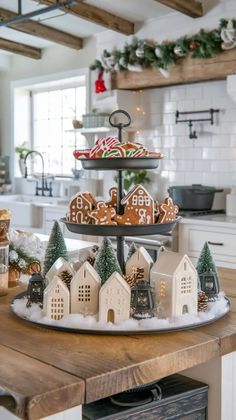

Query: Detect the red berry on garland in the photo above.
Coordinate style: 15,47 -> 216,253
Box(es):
95,71 -> 107,94
189,42 -> 198,50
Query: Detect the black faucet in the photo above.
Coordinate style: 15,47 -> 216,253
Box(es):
24,150 -> 53,197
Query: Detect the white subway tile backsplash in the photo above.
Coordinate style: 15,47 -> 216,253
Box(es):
212,160 -> 236,173
162,136 -> 177,147
185,86 -> 203,100
184,172 -> 203,184
177,160 -> 194,171
203,147 -> 235,160
131,79 -> 236,188
194,160 -> 211,172
162,160 -> 178,171
176,100 -> 194,112
194,99 -> 213,110
168,171 -> 186,185
170,88 -> 186,101
212,135 -> 230,147
230,135 -> 236,146
164,101 -> 177,112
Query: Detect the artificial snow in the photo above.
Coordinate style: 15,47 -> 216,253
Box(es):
11,292 -> 230,333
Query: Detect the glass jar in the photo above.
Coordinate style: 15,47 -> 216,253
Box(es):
0,245 -> 9,296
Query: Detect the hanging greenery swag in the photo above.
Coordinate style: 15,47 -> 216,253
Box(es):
90,19 -> 236,77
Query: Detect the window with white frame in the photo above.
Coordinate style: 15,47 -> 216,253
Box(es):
31,78 -> 87,176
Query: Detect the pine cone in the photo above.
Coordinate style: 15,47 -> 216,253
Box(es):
198,291 -> 208,312
86,256 -> 95,266
59,270 -> 73,290
124,266 -> 145,288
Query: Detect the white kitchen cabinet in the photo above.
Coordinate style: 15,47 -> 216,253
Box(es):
178,217 -> 236,269
43,206 -> 67,235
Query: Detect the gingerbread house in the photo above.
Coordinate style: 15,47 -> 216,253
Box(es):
67,192 -> 96,224
99,272 -> 131,324
150,251 -> 198,318
43,275 -> 70,320
126,246 -> 153,280
70,261 -> 101,315
115,184 -> 155,225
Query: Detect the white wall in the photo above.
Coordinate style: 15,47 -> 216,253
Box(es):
94,0 -> 236,190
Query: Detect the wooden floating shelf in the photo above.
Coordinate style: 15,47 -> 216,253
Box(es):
112,49 -> 236,90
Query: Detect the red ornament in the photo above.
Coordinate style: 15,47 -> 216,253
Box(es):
95,71 -> 107,94
189,42 -> 198,50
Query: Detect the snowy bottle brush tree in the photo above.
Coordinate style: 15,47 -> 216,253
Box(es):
196,241 -> 218,276
94,238 -> 122,285
43,221 -> 68,276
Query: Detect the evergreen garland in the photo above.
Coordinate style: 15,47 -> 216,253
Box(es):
9,243 -> 40,275
94,238 -> 122,285
43,221 -> 68,276
90,18 -> 236,74
196,241 -> 218,276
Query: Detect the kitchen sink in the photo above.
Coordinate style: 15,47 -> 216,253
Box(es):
0,194 -> 68,228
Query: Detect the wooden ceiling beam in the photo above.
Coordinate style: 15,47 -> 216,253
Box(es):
0,7 -> 82,50
37,0 -> 135,35
154,0 -> 203,18
0,38 -> 41,59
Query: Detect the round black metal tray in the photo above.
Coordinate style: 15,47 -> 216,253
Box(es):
61,216 -> 180,237
79,157 -> 162,170
11,292 -> 230,335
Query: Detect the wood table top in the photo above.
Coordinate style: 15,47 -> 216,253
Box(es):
0,267 -> 236,419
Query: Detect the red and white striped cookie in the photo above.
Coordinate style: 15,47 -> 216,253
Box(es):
73,149 -> 91,159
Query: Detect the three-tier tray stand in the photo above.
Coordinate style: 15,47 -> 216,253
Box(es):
61,109 -> 180,271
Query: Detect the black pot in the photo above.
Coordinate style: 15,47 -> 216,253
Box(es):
168,184 -> 223,211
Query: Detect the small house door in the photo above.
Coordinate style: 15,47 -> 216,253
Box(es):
107,309 -> 115,323
182,304 -> 188,314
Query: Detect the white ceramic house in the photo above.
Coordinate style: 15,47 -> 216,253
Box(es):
45,257 -> 75,283
126,246 -> 153,280
70,261 -> 101,315
150,251 -> 198,318
43,275 -> 70,321
99,272 -> 131,324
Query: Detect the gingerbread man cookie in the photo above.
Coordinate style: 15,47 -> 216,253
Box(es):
157,197 -> 178,223
88,202 -> 117,225
105,187 -> 118,210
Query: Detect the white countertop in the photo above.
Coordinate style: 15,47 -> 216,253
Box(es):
180,214 -> 236,228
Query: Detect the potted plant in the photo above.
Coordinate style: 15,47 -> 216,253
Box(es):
15,142 -> 31,175
115,169 -> 151,191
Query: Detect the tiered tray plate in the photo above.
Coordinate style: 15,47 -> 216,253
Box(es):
61,216 -> 181,236
79,157 -> 162,170
11,292 -> 230,335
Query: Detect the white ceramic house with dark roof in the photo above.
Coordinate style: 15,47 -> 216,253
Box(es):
126,246 -> 153,280
43,275 -> 70,321
150,251 -> 198,318
70,261 -> 101,315
45,257 -> 75,283
99,272 -> 131,324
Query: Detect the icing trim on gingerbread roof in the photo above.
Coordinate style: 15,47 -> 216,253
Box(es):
68,191 -> 97,209
121,184 -> 154,206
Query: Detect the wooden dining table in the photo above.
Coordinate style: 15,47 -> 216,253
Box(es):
0,267 -> 235,419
